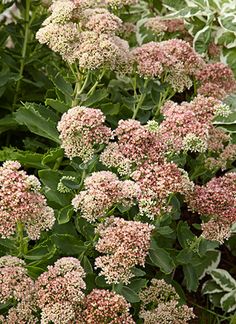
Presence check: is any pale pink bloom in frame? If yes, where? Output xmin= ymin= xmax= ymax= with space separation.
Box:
xmin=95 ymin=217 xmax=154 ymax=284
xmin=82 ymin=289 xmax=135 ymax=323
xmin=145 ymin=17 xmax=185 ymax=34
xmin=196 ymin=62 xmax=236 ymax=99
xmin=57 ymin=106 xmax=112 ymax=161
xmin=133 ymin=162 xmax=193 ymax=219
xmin=0 ymin=161 xmax=55 ymax=239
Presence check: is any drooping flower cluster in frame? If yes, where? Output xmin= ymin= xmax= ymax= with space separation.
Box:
xmin=81 ymin=289 xmax=135 ymax=323
xmin=101 ymin=119 xmax=165 ymax=175
xmin=187 ymin=172 xmax=236 ymax=243
xmin=132 ymin=39 xmax=205 ymax=92
xmin=158 ymin=95 xmax=230 ymax=153
xmin=0 ymin=161 xmax=55 ymax=239
xmin=57 ymin=106 xmax=112 ymax=162
xmin=132 ymin=162 xmax=193 ymax=219
xmin=139 ymin=279 xmax=195 ymax=323
xmin=0 ymin=256 xmax=37 ymax=323
xmin=95 ymin=217 xmax=154 ymax=284
xmin=72 ymin=171 xmax=140 ymax=222
xmin=35 ymin=257 xmax=86 ymax=323
xmin=145 ymin=17 xmax=185 ymax=35
xmin=196 ymin=62 xmax=236 ymax=99
xmin=36 ymin=0 xmax=131 ymax=71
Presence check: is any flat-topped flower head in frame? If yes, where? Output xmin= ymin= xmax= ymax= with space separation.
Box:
xmin=72 ymin=171 xmax=140 ymax=222
xmin=139 ymin=279 xmax=195 ymax=323
xmin=0 ymin=256 xmax=35 ymax=304
xmin=74 ymin=31 xmax=131 ymax=72
xmin=95 ymin=217 xmax=154 ymax=284
xmin=82 ymin=8 xmax=122 ymax=34
xmin=36 ymin=257 xmax=86 ymax=320
xmin=145 ymin=17 xmax=185 ymax=35
xmin=0 ymin=161 xmax=55 ymax=239
xmin=82 ymin=289 xmax=135 ymax=323
xmin=187 ymin=172 xmax=236 ymax=243
xmin=57 ymin=106 xmax=112 ymax=162
xmin=196 ymin=62 xmax=236 ymax=99
xmin=132 ymin=39 xmax=204 ymax=92
xmin=132 ymin=162 xmax=194 ymax=219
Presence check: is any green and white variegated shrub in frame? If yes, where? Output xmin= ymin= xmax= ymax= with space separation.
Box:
xmin=163 ymin=0 xmax=236 ymax=74
xmin=202 ymin=269 xmax=236 ymax=313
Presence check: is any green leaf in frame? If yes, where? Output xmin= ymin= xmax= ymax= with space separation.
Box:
xmin=193 ymin=25 xmax=212 ymax=54
xmin=0 ymin=147 xmax=45 ymax=169
xmin=176 ymin=248 xmax=193 ymax=265
xmin=120 ymin=286 xmax=140 ymax=303
xmin=14 ymin=103 xmax=60 ymax=143
xmin=220 ymin=290 xmax=236 ymax=313
xmin=131 ymin=267 xmax=146 ymax=277
xmin=128 ymin=278 xmax=148 ymax=293
xmin=183 ymin=264 xmax=198 ymax=292
xmin=149 ymin=248 xmax=175 ymax=274
xmin=45 ymin=98 xmax=68 ymax=113
xmin=81 ymin=255 xmax=93 ymax=274
xmin=42 ymin=148 xmax=64 ymax=167
xmin=95 ymin=275 xmax=110 ymax=288
xmin=82 ymin=89 xmax=107 ymax=107
xmin=202 ymin=279 xmax=223 ymax=295
xmin=219 ymin=14 xmax=236 ymax=33
xmin=210 ymin=269 xmax=236 ymax=292
xmin=26 ymin=266 xmax=45 ymax=279
xmin=177 ymin=221 xmax=195 ymax=249
xmin=58 ymin=205 xmax=74 ymax=224
xmin=0 ymin=114 xmax=18 ymax=134
xmin=50 ymin=234 xmax=86 ymax=256
xmin=193 ymin=250 xmax=221 ymax=279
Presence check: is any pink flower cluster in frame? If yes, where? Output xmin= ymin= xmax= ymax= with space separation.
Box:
xmin=57 ymin=106 xmax=112 ymax=162
xmin=145 ymin=17 xmax=185 ymax=34
xmin=139 ymin=279 xmax=195 ymax=323
xmin=72 ymin=171 xmax=140 ymax=222
xmin=36 ymin=257 xmax=86 ymax=323
xmin=95 ymin=217 xmax=154 ymax=284
xmin=101 ymin=119 xmax=165 ymax=174
xmin=187 ymin=173 xmax=236 ymax=243
xmin=159 ymin=95 xmax=229 ymax=153
xmin=0 ymin=256 xmax=37 ymax=323
xmin=132 ymin=39 xmax=204 ymax=92
xmin=0 ymin=161 xmax=55 ymax=239
xmin=36 ymin=0 xmax=132 ymax=71
xmin=196 ymin=62 xmax=236 ymax=99
xmin=82 ymin=289 xmax=135 ymax=323
xmin=206 ymin=144 xmax=236 ymax=171
xmin=132 ymin=162 xmax=193 ymax=219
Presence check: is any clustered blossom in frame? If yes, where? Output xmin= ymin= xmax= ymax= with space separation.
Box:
xmin=36 ymin=0 xmax=132 ymax=71
xmin=81 ymin=289 xmax=135 ymax=323
xmin=95 ymin=217 xmax=154 ymax=284
xmin=132 ymin=39 xmax=205 ymax=92
xmin=72 ymin=171 xmax=140 ymax=222
xmin=132 ymin=162 xmax=193 ymax=219
xmin=0 ymin=161 xmax=55 ymax=239
xmin=145 ymin=17 xmax=185 ymax=35
xmin=57 ymin=106 xmax=112 ymax=162
xmin=74 ymin=31 xmax=131 ymax=72
xmin=0 ymin=256 xmax=37 ymax=323
xmin=196 ymin=62 xmax=236 ymax=99
xmin=81 ymin=8 xmax=122 ymax=34
xmin=139 ymin=279 xmax=195 ymax=323
xmin=36 ymin=257 xmax=86 ymax=322
xmin=158 ymin=95 xmax=230 ymax=153
xmin=187 ymin=173 xmax=236 ymax=243
xmin=113 ymin=119 xmax=165 ymax=166
xmin=206 ymin=144 xmax=236 ymax=171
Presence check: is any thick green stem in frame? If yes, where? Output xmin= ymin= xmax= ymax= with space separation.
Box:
xmin=132 ymin=79 xmax=149 ymax=119
xmin=16 ymin=222 xmax=27 ymax=257
xmin=53 ymin=156 xmax=63 ymax=170
xmin=153 ymin=88 xmax=175 ymax=119
xmin=13 ymin=0 xmax=31 ymax=108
